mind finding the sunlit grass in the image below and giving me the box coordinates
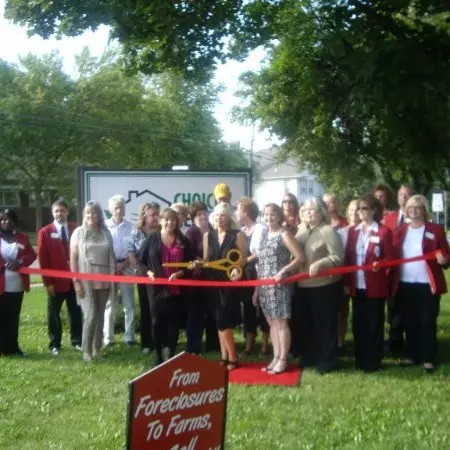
[0,286,449,449]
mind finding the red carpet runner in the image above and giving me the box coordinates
[228,362,302,387]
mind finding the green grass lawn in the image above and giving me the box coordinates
[1,288,449,450]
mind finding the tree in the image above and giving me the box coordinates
[0,51,247,230]
[233,1,450,194]
[5,0,243,82]
[7,1,449,196]
[0,53,82,230]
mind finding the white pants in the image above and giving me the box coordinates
[103,269,135,344]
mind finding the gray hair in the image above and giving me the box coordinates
[214,202,233,217]
[303,196,329,224]
[83,201,106,229]
[108,195,125,208]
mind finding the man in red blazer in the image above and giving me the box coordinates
[384,185,414,230]
[382,184,414,354]
[38,198,82,355]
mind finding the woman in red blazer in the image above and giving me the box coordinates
[344,195,394,372]
[0,209,36,356]
[393,195,449,373]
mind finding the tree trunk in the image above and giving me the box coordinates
[34,189,43,232]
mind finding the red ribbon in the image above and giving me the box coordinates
[19,251,439,288]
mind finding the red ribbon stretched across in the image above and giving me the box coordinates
[19,251,440,288]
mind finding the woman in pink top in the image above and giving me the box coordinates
[138,208,193,366]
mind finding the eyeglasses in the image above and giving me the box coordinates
[282,199,294,204]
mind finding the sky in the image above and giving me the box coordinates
[0,0,277,152]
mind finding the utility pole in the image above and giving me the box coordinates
[248,121,255,169]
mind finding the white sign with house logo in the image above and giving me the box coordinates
[78,168,251,223]
[432,193,444,213]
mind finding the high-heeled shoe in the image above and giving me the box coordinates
[261,357,279,373]
[269,359,287,375]
[227,360,239,371]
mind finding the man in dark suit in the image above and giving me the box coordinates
[38,198,82,355]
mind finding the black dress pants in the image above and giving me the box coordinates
[47,287,82,349]
[240,286,258,335]
[138,284,153,350]
[387,292,404,353]
[151,295,184,363]
[0,292,24,355]
[397,282,440,364]
[296,281,341,372]
[352,290,385,371]
[186,288,219,354]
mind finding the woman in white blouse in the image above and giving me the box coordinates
[236,197,269,356]
[393,195,449,373]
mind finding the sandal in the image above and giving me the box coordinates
[219,359,228,366]
[269,359,288,375]
[261,357,278,373]
[227,360,239,371]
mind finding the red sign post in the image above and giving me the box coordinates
[126,352,228,449]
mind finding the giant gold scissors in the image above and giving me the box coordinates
[162,249,243,280]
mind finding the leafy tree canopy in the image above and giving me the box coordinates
[0,50,247,229]
[5,0,450,195]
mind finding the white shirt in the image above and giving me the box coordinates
[355,222,379,290]
[1,239,24,292]
[337,226,350,251]
[53,220,68,240]
[400,225,429,284]
[249,223,267,256]
[106,218,134,260]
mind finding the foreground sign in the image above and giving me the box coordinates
[126,352,228,450]
[78,168,251,223]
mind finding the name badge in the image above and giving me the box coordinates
[373,245,380,258]
[425,232,435,240]
[16,243,25,250]
[369,236,380,244]
[51,232,60,239]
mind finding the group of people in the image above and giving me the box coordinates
[0,182,447,375]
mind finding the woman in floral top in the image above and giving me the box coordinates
[128,202,160,355]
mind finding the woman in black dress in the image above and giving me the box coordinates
[200,203,247,370]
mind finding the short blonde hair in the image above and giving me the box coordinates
[405,195,431,221]
[237,196,259,221]
[171,202,188,217]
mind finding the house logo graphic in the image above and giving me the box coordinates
[104,190,172,223]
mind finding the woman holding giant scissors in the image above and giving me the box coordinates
[201,203,247,371]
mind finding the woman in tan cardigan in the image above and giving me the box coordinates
[294,197,344,374]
